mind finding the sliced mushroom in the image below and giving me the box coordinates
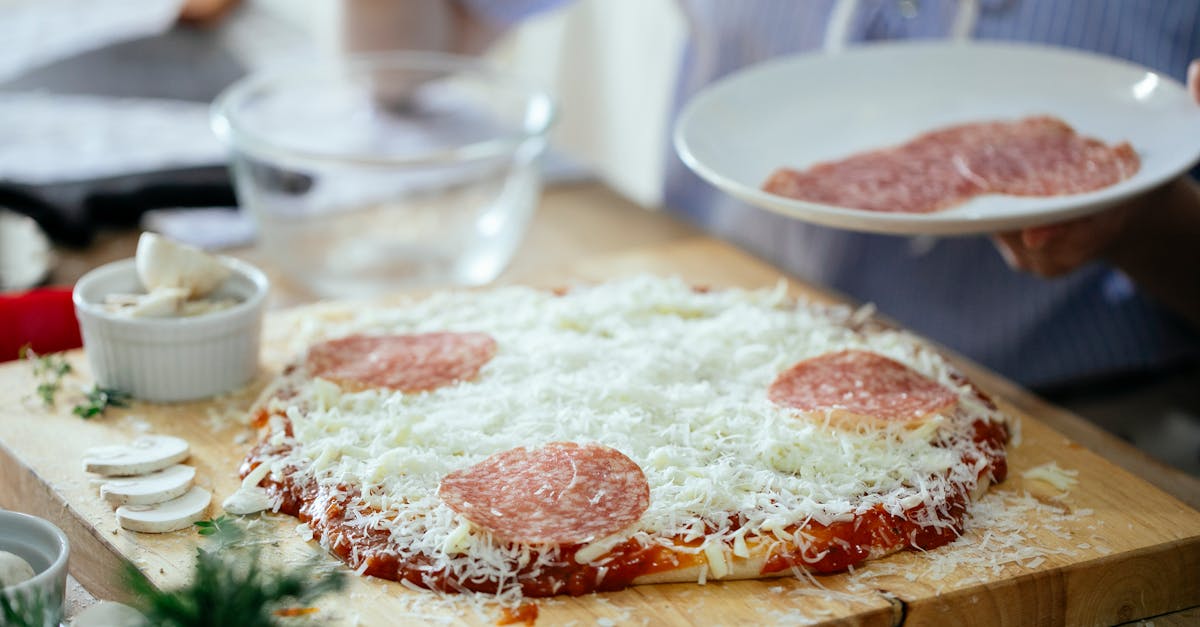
[83,435,190,477]
[104,287,189,318]
[135,232,231,299]
[101,464,195,506]
[116,486,211,533]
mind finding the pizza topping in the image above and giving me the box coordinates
[497,602,539,625]
[305,332,496,392]
[1021,461,1079,492]
[222,486,273,515]
[438,442,650,545]
[763,115,1140,213]
[251,277,1009,600]
[768,349,957,422]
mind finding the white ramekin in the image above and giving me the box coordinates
[72,257,269,403]
[0,510,70,626]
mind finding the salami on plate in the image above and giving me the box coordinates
[674,41,1200,235]
[763,116,1140,214]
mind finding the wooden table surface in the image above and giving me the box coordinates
[10,180,1200,625]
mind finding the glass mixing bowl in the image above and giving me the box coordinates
[212,52,556,297]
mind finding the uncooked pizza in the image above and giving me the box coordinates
[763,115,1139,213]
[239,276,1010,600]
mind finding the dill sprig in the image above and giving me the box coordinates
[0,585,52,627]
[127,517,344,626]
[126,550,344,627]
[72,386,132,419]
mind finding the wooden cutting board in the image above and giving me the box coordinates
[2,239,1198,626]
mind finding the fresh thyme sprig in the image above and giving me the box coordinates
[19,344,71,407]
[21,345,130,419]
[72,385,132,419]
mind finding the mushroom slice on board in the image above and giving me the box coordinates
[101,464,196,506]
[116,486,212,533]
[83,435,190,476]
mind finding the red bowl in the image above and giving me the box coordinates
[0,287,82,361]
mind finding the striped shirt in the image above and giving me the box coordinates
[467,0,1200,388]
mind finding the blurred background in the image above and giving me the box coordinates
[0,0,678,266]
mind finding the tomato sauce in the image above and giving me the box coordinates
[497,603,539,625]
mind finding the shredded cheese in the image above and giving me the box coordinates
[256,276,1010,601]
[1022,462,1079,492]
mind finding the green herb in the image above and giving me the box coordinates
[126,548,344,627]
[193,515,234,536]
[0,586,53,627]
[193,515,244,547]
[22,346,129,419]
[20,344,72,407]
[72,385,131,419]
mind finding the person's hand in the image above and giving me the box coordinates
[993,202,1137,277]
[1191,59,1200,103]
[993,59,1200,278]
[178,0,242,26]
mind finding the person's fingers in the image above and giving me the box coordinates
[994,225,1085,277]
[179,0,241,25]
[992,232,1026,270]
[1020,223,1067,250]
[1189,60,1200,105]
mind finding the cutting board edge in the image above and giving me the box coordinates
[0,437,137,604]
[895,532,1200,626]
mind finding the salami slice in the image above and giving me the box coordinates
[306,332,496,392]
[763,115,1140,214]
[438,442,650,544]
[956,117,1139,196]
[768,350,956,422]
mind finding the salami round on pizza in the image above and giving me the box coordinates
[240,276,1009,599]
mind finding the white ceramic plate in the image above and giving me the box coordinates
[674,41,1200,235]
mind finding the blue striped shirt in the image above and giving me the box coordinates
[467,0,1200,388]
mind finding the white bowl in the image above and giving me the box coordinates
[72,257,269,402]
[0,510,69,627]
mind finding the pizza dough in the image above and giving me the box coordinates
[240,277,1010,600]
